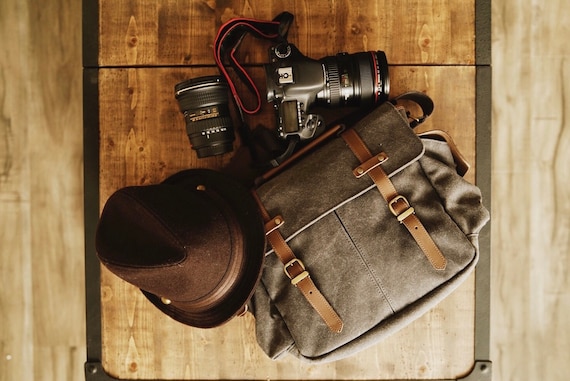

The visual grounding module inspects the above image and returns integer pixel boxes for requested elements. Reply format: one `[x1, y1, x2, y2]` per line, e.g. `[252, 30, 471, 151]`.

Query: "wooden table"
[83, 1, 492, 380]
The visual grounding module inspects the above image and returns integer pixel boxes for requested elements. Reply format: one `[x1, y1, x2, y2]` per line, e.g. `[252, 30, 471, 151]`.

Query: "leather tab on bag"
[265, 215, 285, 235]
[341, 128, 447, 271]
[353, 152, 389, 178]
[252, 191, 344, 332]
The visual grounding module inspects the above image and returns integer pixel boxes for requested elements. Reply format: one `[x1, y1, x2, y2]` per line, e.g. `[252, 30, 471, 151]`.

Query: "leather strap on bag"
[251, 191, 344, 333]
[341, 128, 447, 270]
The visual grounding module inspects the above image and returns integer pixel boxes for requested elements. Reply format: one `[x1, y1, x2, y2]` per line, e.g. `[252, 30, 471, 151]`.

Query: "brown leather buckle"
[388, 195, 415, 222]
[283, 258, 309, 285]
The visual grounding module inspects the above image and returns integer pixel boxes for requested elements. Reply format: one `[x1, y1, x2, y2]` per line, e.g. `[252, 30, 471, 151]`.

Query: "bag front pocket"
[261, 211, 395, 358]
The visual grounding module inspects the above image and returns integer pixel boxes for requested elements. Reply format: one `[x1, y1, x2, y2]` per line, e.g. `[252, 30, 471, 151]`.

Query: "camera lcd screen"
[281, 101, 299, 133]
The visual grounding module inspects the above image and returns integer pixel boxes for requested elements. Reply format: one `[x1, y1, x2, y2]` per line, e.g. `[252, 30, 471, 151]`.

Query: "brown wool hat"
[95, 169, 266, 328]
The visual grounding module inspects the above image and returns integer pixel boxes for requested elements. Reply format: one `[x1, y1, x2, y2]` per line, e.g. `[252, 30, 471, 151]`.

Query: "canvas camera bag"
[250, 96, 490, 363]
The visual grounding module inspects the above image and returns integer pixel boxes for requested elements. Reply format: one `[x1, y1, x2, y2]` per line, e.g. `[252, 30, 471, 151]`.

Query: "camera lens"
[319, 51, 390, 108]
[174, 76, 235, 158]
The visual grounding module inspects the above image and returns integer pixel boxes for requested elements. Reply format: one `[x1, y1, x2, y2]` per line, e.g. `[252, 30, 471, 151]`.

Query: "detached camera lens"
[175, 76, 235, 158]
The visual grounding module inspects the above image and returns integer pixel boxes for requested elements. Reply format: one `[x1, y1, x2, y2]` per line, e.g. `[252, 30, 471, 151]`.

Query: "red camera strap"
[213, 12, 294, 115]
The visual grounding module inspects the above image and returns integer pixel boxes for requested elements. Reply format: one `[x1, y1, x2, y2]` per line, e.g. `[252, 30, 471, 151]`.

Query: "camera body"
[265, 43, 390, 141]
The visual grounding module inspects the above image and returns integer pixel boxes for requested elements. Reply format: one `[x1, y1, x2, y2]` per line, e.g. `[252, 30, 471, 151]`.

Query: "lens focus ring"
[326, 62, 342, 106]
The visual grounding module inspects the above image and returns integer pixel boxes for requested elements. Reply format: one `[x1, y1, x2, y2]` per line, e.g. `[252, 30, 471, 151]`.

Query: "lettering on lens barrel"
[265, 43, 390, 141]
[174, 76, 235, 158]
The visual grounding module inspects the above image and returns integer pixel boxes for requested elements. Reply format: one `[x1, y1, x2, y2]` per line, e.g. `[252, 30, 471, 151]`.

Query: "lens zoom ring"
[178, 88, 227, 111]
[359, 55, 374, 101]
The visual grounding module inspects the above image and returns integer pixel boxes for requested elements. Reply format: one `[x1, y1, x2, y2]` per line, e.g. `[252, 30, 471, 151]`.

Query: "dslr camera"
[265, 43, 390, 141]
[174, 33, 390, 159]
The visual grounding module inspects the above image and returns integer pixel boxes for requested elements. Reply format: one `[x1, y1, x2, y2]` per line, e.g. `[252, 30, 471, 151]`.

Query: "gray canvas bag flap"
[251, 101, 490, 363]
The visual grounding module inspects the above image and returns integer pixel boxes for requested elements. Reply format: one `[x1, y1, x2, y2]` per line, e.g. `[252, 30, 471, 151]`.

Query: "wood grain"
[99, 0, 475, 66]
[491, 0, 570, 380]
[0, 0, 85, 381]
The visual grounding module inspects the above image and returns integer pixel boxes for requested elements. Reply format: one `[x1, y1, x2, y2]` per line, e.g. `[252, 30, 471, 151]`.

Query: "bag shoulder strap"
[341, 128, 447, 270]
[251, 191, 344, 333]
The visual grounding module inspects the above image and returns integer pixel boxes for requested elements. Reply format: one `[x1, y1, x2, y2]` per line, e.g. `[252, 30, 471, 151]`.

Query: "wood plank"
[99, 0, 475, 66]
[491, 0, 570, 380]
[99, 65, 477, 379]
[0, 0, 85, 380]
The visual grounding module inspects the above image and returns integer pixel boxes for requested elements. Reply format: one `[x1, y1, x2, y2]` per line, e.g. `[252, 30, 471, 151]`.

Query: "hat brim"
[142, 169, 266, 328]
